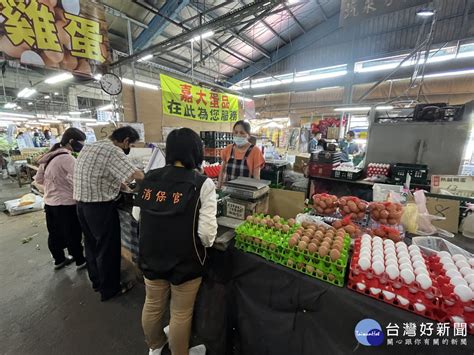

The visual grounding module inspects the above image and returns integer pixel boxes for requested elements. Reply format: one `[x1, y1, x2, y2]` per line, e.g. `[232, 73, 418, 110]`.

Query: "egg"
[452, 254, 467, 263]
[398, 256, 411, 265]
[464, 274, 474, 284]
[397, 295, 410, 306]
[298, 241, 308, 251]
[411, 255, 425, 264]
[386, 264, 399, 280]
[360, 252, 371, 260]
[370, 287, 381, 295]
[415, 267, 429, 276]
[408, 245, 420, 252]
[372, 236, 383, 244]
[358, 257, 371, 271]
[456, 260, 470, 270]
[372, 261, 385, 275]
[440, 256, 455, 265]
[307, 243, 318, 254]
[446, 269, 462, 279]
[288, 237, 298, 247]
[301, 236, 311, 244]
[400, 268, 415, 284]
[330, 249, 341, 261]
[356, 282, 366, 291]
[372, 256, 384, 265]
[397, 250, 409, 258]
[383, 239, 395, 246]
[460, 267, 473, 277]
[385, 256, 398, 265]
[409, 250, 422, 258]
[306, 264, 315, 273]
[414, 303, 426, 312]
[412, 261, 425, 270]
[396, 241, 407, 249]
[382, 291, 396, 300]
[318, 245, 329, 257]
[437, 251, 451, 258]
[469, 258, 474, 267]
[451, 276, 468, 287]
[384, 251, 396, 260]
[416, 273, 432, 290]
[454, 284, 474, 302]
[443, 263, 458, 272]
[470, 283, 474, 292]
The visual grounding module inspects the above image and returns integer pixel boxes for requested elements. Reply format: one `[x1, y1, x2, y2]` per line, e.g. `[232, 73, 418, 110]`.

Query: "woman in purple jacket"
[35, 128, 87, 270]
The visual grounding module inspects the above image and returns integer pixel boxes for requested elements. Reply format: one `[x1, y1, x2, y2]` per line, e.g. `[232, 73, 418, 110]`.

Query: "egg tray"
[347, 239, 444, 322]
[424, 255, 474, 334]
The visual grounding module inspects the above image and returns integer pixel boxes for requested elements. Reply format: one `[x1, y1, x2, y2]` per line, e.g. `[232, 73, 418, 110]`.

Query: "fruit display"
[313, 193, 338, 216]
[338, 196, 368, 220]
[348, 235, 442, 321]
[369, 201, 403, 225]
[235, 215, 351, 287]
[425, 251, 474, 333]
[367, 163, 390, 177]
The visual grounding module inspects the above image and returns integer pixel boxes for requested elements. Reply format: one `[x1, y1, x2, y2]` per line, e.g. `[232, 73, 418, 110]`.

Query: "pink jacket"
[35, 148, 76, 206]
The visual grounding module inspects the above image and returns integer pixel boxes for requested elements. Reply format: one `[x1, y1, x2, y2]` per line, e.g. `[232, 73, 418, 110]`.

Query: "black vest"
[136, 166, 207, 284]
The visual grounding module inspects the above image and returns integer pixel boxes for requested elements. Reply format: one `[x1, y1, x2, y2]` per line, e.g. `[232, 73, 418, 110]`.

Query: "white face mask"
[233, 136, 248, 147]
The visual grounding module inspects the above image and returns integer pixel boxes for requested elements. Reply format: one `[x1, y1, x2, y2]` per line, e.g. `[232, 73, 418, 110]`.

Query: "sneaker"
[53, 256, 74, 270]
[189, 344, 206, 355]
[100, 281, 134, 302]
[163, 325, 169, 338]
[148, 345, 165, 355]
[76, 260, 87, 270]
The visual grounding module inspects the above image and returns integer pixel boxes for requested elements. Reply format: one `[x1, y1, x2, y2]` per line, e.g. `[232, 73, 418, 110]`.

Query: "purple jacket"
[35, 148, 76, 206]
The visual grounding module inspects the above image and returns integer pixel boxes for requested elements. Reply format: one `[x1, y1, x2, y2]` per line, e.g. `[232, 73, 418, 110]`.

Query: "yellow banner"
[0, 0, 110, 76]
[160, 74, 239, 123]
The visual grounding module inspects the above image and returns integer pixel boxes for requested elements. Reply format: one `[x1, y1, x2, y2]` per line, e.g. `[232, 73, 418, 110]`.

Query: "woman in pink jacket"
[35, 128, 87, 270]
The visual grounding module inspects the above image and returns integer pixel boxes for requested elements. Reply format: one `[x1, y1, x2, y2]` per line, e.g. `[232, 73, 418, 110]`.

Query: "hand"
[120, 183, 132, 193]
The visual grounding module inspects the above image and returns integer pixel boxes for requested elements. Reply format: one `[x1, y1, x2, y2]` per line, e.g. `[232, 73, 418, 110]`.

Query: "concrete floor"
[0, 179, 148, 355]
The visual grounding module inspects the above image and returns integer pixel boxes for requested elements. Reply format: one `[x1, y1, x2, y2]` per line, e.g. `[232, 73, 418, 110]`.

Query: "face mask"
[71, 141, 83, 153]
[233, 136, 248, 147]
[122, 147, 131, 155]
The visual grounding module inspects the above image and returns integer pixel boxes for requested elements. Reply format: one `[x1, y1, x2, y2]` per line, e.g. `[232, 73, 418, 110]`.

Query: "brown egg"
[334, 236, 344, 245]
[297, 262, 305, 270]
[348, 200, 358, 213]
[287, 218, 296, 226]
[320, 241, 330, 250]
[287, 259, 294, 267]
[315, 230, 324, 238]
[387, 218, 397, 225]
[269, 243, 276, 250]
[357, 212, 365, 219]
[379, 218, 388, 225]
[246, 215, 254, 223]
[297, 227, 305, 233]
[323, 237, 332, 245]
[301, 236, 311, 244]
[281, 225, 290, 233]
[288, 237, 298, 247]
[332, 243, 343, 252]
[307, 242, 318, 254]
[316, 269, 324, 277]
[303, 229, 313, 237]
[330, 249, 341, 261]
[306, 264, 315, 273]
[273, 215, 281, 222]
[298, 241, 308, 251]
[291, 233, 300, 240]
[344, 225, 356, 235]
[302, 221, 309, 228]
[318, 245, 329, 257]
[253, 237, 261, 244]
[328, 274, 335, 281]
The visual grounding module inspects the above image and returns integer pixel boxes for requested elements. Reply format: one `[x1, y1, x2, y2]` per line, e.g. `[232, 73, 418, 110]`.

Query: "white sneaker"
[163, 325, 169, 338]
[189, 344, 206, 355]
[148, 345, 164, 355]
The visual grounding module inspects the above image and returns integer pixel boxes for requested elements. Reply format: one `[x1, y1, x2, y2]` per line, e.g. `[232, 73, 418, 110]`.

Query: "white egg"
[396, 241, 407, 249]
[437, 251, 451, 259]
[384, 250, 396, 258]
[386, 264, 400, 280]
[385, 257, 398, 266]
[415, 267, 429, 276]
[357, 282, 366, 291]
[412, 261, 425, 270]
[360, 252, 371, 260]
[372, 236, 383, 244]
[470, 283, 474, 292]
[383, 239, 394, 245]
[372, 261, 385, 275]
[411, 255, 425, 264]
[399, 262, 413, 271]
[398, 256, 411, 265]
[370, 287, 381, 295]
[416, 273, 432, 290]
[397, 253, 410, 261]
[464, 274, 474, 284]
[384, 245, 395, 252]
[451, 276, 468, 287]
[382, 291, 396, 300]
[409, 249, 422, 258]
[372, 244, 383, 251]
[372, 256, 384, 265]
[469, 258, 474, 267]
[440, 257, 455, 265]
[361, 233, 371, 240]
[408, 245, 420, 253]
[414, 303, 426, 312]
[372, 250, 384, 258]
[400, 268, 415, 284]
[443, 263, 458, 272]
[452, 254, 467, 263]
[358, 257, 371, 271]
[454, 284, 474, 302]
[460, 267, 473, 277]
[397, 295, 410, 305]
[456, 260, 470, 270]
[360, 246, 371, 254]
[446, 269, 462, 279]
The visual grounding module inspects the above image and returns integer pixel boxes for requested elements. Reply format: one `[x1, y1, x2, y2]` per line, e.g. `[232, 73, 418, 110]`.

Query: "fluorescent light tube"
[97, 104, 113, 111]
[44, 72, 73, 84]
[191, 30, 214, 42]
[18, 88, 36, 98]
[138, 54, 153, 62]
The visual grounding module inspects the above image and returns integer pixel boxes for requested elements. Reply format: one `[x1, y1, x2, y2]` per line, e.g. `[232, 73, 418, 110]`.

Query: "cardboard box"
[267, 189, 305, 220]
[426, 196, 460, 233]
[431, 175, 474, 198]
[224, 195, 269, 220]
[294, 153, 310, 174]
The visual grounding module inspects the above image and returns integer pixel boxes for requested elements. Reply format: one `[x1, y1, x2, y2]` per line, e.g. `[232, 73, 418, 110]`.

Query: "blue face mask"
[233, 136, 248, 147]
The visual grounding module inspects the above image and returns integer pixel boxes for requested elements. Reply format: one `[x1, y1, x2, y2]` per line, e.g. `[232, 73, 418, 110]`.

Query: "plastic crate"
[332, 169, 363, 181]
[391, 163, 428, 184]
[311, 151, 342, 164]
[308, 162, 340, 178]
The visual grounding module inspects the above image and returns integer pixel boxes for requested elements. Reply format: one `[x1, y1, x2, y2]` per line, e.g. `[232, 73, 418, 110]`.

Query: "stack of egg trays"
[276, 236, 351, 287]
[347, 238, 442, 321]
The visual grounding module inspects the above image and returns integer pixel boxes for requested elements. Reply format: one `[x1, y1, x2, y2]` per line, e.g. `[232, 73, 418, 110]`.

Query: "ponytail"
[50, 142, 61, 152]
[48, 127, 86, 153]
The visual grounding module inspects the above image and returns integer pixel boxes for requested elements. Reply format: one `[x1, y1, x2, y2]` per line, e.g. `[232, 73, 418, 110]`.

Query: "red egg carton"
[424, 254, 474, 334]
[203, 165, 221, 178]
[347, 238, 444, 322]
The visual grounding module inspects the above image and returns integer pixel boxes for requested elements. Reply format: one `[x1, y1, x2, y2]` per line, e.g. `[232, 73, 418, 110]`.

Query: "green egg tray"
[235, 219, 351, 287]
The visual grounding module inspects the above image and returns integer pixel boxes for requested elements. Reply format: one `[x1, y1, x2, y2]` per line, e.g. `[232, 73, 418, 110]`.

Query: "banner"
[0, 0, 110, 76]
[340, 0, 426, 26]
[160, 74, 239, 123]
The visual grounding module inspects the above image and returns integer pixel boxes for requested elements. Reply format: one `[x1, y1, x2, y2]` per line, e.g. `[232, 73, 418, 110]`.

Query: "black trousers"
[44, 204, 85, 265]
[77, 201, 121, 298]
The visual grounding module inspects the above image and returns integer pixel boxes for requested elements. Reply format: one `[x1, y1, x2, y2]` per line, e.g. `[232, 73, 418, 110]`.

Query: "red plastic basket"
[203, 165, 221, 178]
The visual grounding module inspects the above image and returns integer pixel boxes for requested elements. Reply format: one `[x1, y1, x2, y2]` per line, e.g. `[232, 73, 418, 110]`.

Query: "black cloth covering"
[192, 246, 474, 355]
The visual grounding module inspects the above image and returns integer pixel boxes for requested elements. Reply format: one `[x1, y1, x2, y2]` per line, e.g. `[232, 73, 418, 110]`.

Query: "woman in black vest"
[137, 128, 217, 355]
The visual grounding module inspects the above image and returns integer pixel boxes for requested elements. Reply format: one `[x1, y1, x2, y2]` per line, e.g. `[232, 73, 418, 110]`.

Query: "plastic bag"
[401, 202, 418, 233]
[295, 213, 332, 229]
[413, 190, 439, 235]
[18, 193, 36, 206]
[460, 203, 474, 239]
[412, 236, 473, 258]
